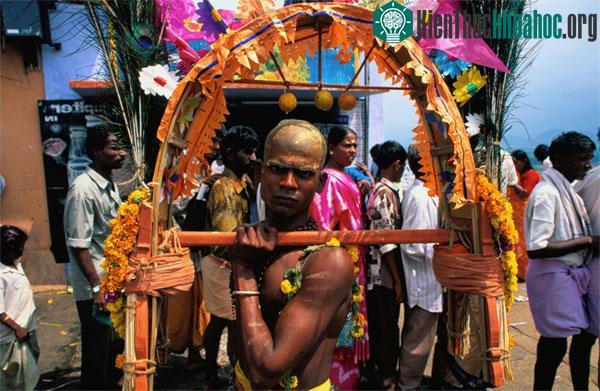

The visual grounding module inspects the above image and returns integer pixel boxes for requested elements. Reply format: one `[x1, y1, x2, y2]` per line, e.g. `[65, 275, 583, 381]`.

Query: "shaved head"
[264, 120, 327, 169]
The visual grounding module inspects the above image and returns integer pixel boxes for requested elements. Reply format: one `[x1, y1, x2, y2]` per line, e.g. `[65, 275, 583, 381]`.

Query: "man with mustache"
[230, 120, 355, 390]
[64, 126, 126, 389]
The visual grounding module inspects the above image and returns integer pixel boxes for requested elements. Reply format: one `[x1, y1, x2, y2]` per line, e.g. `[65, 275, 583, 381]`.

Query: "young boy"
[0, 225, 40, 390]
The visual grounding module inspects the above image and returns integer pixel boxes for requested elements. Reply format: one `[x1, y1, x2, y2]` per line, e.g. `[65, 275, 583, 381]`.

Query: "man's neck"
[89, 163, 112, 181]
[266, 211, 313, 232]
[554, 167, 575, 183]
[378, 168, 396, 182]
[225, 164, 244, 179]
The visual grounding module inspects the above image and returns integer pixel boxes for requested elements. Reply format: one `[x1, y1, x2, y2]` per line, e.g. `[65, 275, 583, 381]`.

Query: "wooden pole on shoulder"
[177, 229, 452, 247]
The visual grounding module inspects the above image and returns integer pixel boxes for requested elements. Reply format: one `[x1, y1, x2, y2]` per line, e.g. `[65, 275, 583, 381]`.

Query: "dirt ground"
[33, 283, 598, 390]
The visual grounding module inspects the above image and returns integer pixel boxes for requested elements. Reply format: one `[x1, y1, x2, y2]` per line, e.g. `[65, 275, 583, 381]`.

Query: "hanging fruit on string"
[278, 91, 297, 114]
[338, 91, 357, 111]
[315, 89, 333, 111]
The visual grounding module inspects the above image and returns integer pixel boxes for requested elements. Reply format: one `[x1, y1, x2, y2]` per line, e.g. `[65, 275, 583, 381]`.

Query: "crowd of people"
[0, 121, 598, 391]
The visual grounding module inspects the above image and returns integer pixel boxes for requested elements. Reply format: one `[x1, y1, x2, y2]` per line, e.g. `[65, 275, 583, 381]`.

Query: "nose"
[250, 152, 257, 161]
[280, 170, 299, 189]
[119, 149, 127, 157]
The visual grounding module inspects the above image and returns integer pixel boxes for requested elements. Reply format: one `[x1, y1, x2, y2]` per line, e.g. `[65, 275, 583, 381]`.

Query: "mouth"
[578, 170, 589, 178]
[273, 195, 299, 205]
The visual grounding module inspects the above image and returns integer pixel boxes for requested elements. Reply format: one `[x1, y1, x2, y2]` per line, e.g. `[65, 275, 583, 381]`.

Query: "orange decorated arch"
[153, 2, 477, 209]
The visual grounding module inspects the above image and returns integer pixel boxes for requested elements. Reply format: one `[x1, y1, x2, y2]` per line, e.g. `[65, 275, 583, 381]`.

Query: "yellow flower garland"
[106, 296, 126, 339]
[101, 187, 150, 338]
[476, 173, 519, 311]
[284, 238, 367, 340]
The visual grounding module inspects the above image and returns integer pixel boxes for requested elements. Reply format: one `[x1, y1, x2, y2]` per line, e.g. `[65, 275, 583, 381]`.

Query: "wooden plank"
[177, 229, 451, 247]
[131, 203, 153, 391]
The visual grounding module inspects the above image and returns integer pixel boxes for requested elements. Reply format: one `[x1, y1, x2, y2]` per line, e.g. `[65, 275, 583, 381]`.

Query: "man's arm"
[0, 313, 29, 341]
[64, 187, 104, 309]
[0, 279, 28, 341]
[525, 189, 598, 259]
[527, 236, 598, 259]
[369, 188, 403, 302]
[72, 248, 105, 310]
[231, 225, 353, 388]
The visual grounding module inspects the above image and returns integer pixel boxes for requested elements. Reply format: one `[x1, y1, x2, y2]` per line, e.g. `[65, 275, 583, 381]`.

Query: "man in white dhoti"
[525, 131, 598, 390]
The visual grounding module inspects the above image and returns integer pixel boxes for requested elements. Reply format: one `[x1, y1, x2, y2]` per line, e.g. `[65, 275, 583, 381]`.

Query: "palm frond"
[460, 0, 540, 181]
[84, 0, 169, 183]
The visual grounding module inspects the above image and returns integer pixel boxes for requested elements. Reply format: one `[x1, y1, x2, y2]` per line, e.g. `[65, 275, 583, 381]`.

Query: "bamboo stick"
[177, 229, 451, 247]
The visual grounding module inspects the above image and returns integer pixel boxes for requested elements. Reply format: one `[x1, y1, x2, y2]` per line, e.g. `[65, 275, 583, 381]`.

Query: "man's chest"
[259, 250, 305, 321]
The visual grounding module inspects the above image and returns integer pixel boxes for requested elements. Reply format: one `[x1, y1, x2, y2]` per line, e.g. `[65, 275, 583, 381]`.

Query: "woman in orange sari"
[509, 150, 541, 279]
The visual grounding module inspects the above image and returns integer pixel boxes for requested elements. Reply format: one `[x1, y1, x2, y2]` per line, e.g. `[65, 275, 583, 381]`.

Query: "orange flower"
[101, 187, 149, 337]
[477, 173, 519, 311]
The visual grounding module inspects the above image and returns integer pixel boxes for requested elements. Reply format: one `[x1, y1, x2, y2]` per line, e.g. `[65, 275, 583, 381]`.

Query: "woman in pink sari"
[310, 126, 369, 390]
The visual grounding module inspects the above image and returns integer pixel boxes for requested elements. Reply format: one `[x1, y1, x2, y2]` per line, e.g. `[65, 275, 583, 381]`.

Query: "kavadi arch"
[122, 3, 509, 390]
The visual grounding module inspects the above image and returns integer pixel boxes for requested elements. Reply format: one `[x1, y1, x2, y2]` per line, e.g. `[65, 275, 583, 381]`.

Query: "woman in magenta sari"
[310, 126, 369, 390]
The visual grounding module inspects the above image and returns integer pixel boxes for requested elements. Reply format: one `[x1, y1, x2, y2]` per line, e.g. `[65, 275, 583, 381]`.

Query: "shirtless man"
[230, 119, 354, 390]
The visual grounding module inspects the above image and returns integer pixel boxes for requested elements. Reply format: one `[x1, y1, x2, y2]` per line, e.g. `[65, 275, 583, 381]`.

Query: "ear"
[328, 143, 335, 156]
[316, 171, 327, 194]
[89, 148, 101, 162]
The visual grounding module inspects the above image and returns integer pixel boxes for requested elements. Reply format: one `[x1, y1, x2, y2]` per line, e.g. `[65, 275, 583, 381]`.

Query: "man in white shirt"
[398, 145, 443, 390]
[525, 131, 598, 390]
[64, 126, 126, 389]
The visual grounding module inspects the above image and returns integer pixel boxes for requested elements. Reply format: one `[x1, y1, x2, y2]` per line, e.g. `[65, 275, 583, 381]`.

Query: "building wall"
[0, 44, 65, 285]
[42, 3, 103, 100]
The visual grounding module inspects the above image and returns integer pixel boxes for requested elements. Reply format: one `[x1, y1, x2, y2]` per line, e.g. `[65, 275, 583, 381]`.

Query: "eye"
[268, 165, 287, 175]
[294, 169, 316, 179]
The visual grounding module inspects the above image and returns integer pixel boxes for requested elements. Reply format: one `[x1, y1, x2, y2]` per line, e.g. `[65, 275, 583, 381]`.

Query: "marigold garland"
[277, 237, 365, 388]
[106, 296, 126, 339]
[476, 173, 519, 311]
[324, 239, 366, 340]
[101, 187, 150, 339]
[280, 237, 367, 340]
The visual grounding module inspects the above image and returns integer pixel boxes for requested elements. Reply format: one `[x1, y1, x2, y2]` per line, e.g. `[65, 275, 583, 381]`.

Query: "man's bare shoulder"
[300, 246, 354, 293]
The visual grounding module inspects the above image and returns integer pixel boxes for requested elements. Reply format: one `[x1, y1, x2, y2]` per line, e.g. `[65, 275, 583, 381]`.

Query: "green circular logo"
[374, 1, 413, 45]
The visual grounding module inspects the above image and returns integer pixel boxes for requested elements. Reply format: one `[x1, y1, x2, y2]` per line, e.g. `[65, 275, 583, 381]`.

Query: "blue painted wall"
[42, 3, 104, 100]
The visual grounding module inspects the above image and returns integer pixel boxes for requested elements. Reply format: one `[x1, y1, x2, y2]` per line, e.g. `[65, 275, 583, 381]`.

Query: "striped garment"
[400, 180, 443, 313]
